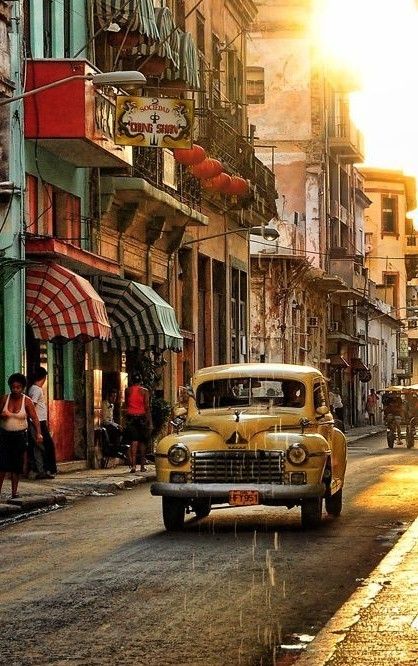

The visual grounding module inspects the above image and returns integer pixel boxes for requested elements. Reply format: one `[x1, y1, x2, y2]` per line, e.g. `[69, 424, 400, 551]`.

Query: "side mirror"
[315, 405, 329, 417]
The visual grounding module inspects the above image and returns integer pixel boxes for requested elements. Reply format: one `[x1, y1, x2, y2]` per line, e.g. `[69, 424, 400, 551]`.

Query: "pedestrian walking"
[28, 367, 57, 478]
[124, 372, 152, 473]
[365, 388, 379, 425]
[0, 373, 42, 498]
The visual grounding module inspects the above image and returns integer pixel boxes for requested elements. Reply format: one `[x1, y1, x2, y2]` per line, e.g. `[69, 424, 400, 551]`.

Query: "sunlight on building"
[313, 0, 418, 179]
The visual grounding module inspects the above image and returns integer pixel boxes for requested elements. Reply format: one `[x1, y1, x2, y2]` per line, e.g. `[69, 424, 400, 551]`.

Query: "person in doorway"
[365, 388, 379, 426]
[101, 388, 122, 448]
[0, 373, 42, 498]
[28, 367, 57, 479]
[124, 372, 152, 473]
[330, 388, 345, 430]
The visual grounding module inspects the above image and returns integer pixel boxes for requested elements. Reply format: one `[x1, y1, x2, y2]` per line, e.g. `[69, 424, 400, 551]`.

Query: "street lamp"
[0, 70, 147, 106]
[182, 224, 279, 245]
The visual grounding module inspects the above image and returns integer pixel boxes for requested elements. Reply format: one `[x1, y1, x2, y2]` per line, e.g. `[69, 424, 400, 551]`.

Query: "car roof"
[192, 363, 324, 384]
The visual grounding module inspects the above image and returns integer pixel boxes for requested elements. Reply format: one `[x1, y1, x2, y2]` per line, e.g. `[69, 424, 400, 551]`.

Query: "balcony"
[195, 108, 277, 220]
[329, 257, 367, 296]
[329, 118, 364, 163]
[24, 59, 132, 168]
[132, 147, 202, 211]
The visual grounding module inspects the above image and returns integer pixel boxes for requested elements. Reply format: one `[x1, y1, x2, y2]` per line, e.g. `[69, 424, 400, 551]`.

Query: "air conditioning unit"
[308, 317, 319, 328]
[329, 321, 341, 332]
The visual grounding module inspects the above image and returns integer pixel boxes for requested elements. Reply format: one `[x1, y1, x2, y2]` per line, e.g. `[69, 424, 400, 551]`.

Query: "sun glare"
[313, 0, 418, 179]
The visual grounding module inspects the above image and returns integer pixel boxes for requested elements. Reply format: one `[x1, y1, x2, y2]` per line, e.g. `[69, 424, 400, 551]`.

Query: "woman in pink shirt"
[124, 372, 152, 473]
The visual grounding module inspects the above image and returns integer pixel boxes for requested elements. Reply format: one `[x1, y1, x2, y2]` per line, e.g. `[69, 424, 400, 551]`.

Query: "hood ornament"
[234, 410, 241, 422]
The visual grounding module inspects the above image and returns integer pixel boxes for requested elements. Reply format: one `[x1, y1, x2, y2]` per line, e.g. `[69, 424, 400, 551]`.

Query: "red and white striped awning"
[26, 263, 111, 342]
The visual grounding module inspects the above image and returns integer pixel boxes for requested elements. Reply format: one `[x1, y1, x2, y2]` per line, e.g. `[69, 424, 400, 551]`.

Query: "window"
[383, 273, 399, 309]
[51, 186, 81, 245]
[382, 195, 398, 234]
[63, 0, 72, 58]
[175, 0, 186, 31]
[52, 342, 64, 400]
[246, 67, 265, 104]
[231, 267, 247, 362]
[196, 378, 306, 410]
[25, 174, 39, 234]
[196, 12, 205, 54]
[43, 0, 53, 58]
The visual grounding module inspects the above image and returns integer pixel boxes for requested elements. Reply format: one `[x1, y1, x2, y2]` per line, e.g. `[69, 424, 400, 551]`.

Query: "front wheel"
[162, 497, 185, 531]
[325, 488, 343, 516]
[193, 499, 211, 520]
[301, 497, 323, 529]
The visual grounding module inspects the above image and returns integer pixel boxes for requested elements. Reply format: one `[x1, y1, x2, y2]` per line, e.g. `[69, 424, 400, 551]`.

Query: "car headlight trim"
[168, 443, 190, 465]
[286, 443, 308, 465]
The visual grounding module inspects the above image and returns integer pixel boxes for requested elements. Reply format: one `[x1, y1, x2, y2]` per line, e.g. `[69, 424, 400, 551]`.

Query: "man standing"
[28, 367, 57, 479]
[366, 388, 379, 425]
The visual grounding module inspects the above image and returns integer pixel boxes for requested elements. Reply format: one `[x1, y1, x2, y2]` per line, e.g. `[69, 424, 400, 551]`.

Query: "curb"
[0, 472, 156, 519]
[293, 516, 418, 664]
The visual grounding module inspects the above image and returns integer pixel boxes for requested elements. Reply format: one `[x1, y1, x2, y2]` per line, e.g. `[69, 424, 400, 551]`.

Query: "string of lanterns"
[173, 144, 250, 197]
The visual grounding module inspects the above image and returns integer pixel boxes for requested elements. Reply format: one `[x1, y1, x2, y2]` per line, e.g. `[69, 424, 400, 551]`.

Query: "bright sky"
[313, 0, 418, 180]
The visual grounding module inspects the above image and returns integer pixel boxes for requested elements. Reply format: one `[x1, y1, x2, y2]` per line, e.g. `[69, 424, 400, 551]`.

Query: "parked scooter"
[100, 424, 131, 468]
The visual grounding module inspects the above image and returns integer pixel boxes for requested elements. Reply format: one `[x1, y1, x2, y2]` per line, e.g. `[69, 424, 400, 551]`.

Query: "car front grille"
[191, 450, 285, 484]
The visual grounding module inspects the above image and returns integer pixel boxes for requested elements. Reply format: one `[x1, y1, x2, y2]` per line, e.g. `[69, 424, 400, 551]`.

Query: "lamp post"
[0, 70, 147, 106]
[182, 224, 279, 245]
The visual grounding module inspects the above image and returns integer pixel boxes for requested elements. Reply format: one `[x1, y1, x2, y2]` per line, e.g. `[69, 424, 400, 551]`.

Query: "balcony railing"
[329, 117, 364, 163]
[132, 147, 202, 210]
[195, 107, 277, 219]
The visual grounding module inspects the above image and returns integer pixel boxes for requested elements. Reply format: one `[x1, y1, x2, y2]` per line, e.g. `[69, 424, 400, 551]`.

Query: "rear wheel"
[301, 497, 323, 529]
[193, 500, 211, 520]
[325, 488, 343, 516]
[162, 497, 185, 531]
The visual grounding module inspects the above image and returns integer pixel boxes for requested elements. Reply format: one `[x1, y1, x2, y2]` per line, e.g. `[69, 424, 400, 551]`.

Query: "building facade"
[0, 0, 275, 466]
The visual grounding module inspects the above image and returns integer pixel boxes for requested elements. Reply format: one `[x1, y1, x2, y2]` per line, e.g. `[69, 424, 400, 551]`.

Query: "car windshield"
[196, 378, 306, 409]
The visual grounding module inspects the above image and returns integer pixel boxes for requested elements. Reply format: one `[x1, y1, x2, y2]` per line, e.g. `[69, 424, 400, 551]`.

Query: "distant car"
[151, 363, 347, 530]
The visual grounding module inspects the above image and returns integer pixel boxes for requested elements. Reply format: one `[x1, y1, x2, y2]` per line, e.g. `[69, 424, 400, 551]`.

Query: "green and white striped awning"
[95, 0, 159, 41]
[162, 29, 200, 90]
[99, 276, 183, 352]
[131, 7, 179, 69]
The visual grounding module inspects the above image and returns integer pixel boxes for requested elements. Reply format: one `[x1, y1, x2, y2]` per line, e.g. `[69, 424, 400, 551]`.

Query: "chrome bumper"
[150, 482, 326, 503]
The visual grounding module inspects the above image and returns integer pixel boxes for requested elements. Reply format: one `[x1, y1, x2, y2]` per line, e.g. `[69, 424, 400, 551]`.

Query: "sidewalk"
[294, 516, 418, 665]
[0, 463, 156, 519]
[294, 423, 418, 666]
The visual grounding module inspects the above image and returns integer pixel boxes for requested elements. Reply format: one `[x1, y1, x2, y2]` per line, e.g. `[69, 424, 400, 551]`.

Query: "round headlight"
[286, 443, 308, 465]
[168, 443, 189, 465]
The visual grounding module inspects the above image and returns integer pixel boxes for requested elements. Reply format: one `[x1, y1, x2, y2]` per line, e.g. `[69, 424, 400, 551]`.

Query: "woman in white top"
[0, 373, 42, 498]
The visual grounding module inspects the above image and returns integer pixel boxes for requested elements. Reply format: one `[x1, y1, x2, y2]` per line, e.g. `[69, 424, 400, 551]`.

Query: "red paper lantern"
[224, 176, 250, 196]
[191, 158, 223, 179]
[173, 145, 206, 166]
[202, 173, 232, 192]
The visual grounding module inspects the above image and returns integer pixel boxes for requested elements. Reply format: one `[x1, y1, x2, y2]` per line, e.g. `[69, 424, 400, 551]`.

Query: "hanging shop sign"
[115, 96, 194, 148]
[399, 334, 409, 360]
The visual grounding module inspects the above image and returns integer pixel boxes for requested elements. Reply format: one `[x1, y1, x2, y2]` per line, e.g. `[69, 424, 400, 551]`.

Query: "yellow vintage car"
[151, 363, 347, 530]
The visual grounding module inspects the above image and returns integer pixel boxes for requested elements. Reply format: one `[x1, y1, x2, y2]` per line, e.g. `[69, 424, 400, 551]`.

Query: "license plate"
[229, 490, 259, 506]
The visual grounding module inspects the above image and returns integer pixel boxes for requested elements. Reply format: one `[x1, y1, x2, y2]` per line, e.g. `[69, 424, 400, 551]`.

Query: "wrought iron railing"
[195, 107, 277, 219]
[132, 147, 202, 210]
